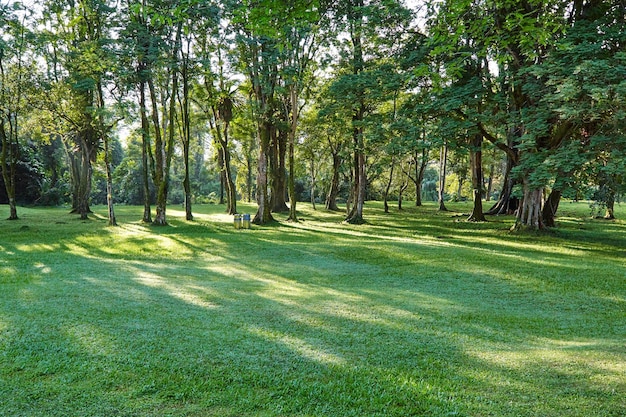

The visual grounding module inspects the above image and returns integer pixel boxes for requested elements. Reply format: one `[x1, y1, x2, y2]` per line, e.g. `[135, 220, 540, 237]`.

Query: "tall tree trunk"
[181, 49, 193, 221]
[414, 149, 428, 207]
[219, 134, 237, 215]
[438, 143, 448, 212]
[270, 129, 289, 212]
[96, 81, 116, 226]
[287, 86, 298, 221]
[325, 150, 341, 211]
[254, 121, 274, 224]
[0, 58, 18, 220]
[383, 156, 395, 214]
[139, 80, 152, 223]
[246, 152, 253, 203]
[153, 24, 182, 226]
[345, 0, 366, 224]
[468, 133, 486, 222]
[0, 119, 18, 220]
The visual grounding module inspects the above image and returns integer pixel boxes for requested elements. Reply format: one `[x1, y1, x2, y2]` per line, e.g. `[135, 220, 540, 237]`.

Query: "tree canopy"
[2, 0, 625, 230]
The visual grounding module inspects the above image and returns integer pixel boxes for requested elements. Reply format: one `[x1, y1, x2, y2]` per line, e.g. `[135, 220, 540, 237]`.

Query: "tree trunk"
[383, 157, 394, 214]
[254, 121, 274, 224]
[96, 81, 116, 226]
[139, 80, 152, 223]
[604, 191, 615, 220]
[513, 183, 544, 231]
[398, 161, 410, 211]
[346, 148, 366, 223]
[345, 0, 366, 225]
[485, 162, 494, 201]
[542, 189, 561, 227]
[181, 52, 193, 221]
[221, 137, 237, 215]
[325, 151, 341, 211]
[0, 119, 18, 220]
[468, 134, 486, 222]
[414, 149, 428, 207]
[270, 129, 289, 213]
[438, 143, 448, 211]
[486, 153, 518, 215]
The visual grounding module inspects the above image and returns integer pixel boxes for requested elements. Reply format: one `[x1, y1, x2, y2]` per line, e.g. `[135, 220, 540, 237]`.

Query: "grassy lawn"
[1, 201, 624, 416]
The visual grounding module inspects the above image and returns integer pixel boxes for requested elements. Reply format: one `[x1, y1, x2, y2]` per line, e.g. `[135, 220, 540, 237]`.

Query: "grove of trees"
[1, 0, 625, 230]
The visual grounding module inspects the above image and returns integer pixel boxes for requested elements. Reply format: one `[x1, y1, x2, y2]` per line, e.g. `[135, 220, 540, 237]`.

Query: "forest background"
[1, 0, 625, 229]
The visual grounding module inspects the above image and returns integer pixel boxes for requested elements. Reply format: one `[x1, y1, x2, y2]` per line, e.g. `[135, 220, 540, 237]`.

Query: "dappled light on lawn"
[249, 326, 346, 366]
[0, 203, 624, 417]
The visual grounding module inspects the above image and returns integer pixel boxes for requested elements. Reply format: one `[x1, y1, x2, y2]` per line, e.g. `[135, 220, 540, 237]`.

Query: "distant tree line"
[1, 0, 624, 229]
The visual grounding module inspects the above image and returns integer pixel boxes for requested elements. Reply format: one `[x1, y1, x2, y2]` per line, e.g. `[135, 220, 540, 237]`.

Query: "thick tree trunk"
[254, 122, 274, 224]
[604, 192, 615, 220]
[270, 129, 289, 213]
[513, 183, 545, 231]
[468, 134, 486, 222]
[346, 149, 366, 224]
[542, 189, 562, 227]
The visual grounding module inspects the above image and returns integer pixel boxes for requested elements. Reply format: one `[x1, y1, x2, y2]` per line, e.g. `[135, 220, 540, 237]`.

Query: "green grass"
[1, 201, 624, 416]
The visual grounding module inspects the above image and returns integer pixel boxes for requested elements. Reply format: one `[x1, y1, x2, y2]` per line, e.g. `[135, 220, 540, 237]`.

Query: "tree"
[0, 3, 33, 220]
[328, 0, 413, 224]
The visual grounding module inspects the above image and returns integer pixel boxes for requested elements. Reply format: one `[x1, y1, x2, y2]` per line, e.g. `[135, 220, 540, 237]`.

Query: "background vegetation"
[1, 0, 625, 229]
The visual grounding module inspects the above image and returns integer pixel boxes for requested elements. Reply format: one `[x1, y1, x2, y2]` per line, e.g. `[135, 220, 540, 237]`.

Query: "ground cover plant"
[0, 202, 624, 416]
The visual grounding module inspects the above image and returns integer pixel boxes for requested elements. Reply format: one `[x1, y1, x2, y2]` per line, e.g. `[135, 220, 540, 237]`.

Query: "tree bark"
[254, 121, 274, 224]
[345, 0, 366, 224]
[468, 133, 486, 222]
[270, 129, 289, 213]
[325, 149, 341, 211]
[604, 191, 615, 220]
[181, 48, 193, 221]
[0, 119, 18, 220]
[414, 149, 428, 207]
[438, 143, 448, 211]
[542, 188, 561, 227]
[513, 183, 544, 231]
[139, 80, 152, 223]
[383, 156, 395, 214]
[96, 81, 116, 226]
[486, 152, 518, 215]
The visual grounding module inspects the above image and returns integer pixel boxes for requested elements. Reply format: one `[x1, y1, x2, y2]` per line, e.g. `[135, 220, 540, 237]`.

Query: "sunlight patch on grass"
[466, 338, 625, 387]
[248, 326, 346, 366]
[64, 323, 118, 357]
[14, 243, 59, 253]
[34, 263, 52, 274]
[286, 219, 451, 245]
[131, 268, 219, 310]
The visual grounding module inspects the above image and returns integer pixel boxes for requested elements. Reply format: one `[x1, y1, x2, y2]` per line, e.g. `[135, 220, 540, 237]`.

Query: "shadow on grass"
[0, 203, 624, 416]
